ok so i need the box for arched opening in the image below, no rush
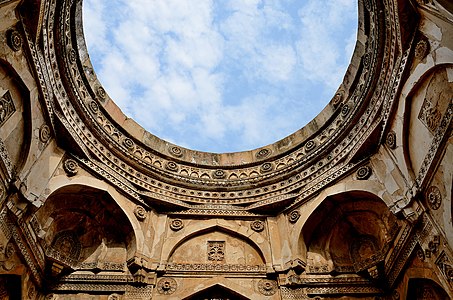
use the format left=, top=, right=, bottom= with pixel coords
left=302, top=191, right=401, bottom=280
left=34, top=185, right=136, bottom=277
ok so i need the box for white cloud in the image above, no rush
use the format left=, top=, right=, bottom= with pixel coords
left=296, top=0, right=357, bottom=88
left=83, top=0, right=358, bottom=153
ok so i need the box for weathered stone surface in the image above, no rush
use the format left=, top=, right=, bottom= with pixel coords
left=0, top=0, right=451, bottom=299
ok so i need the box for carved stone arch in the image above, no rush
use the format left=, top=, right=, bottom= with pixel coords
left=35, top=184, right=137, bottom=277
left=44, top=175, right=145, bottom=257
left=300, top=191, right=401, bottom=276
left=162, top=223, right=270, bottom=267
left=291, top=182, right=392, bottom=262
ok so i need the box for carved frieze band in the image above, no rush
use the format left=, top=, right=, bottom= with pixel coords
left=166, top=263, right=267, bottom=273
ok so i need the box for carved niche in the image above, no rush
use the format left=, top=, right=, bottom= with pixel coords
left=303, top=192, right=400, bottom=276
left=418, top=69, right=453, bottom=133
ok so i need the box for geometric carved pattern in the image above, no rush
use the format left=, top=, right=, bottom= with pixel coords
left=419, top=98, right=442, bottom=132
left=435, top=251, right=453, bottom=286
left=386, top=131, right=396, bottom=149
left=281, top=287, right=309, bottom=299
left=166, top=263, right=266, bottom=273
left=207, top=241, right=225, bottom=262
left=168, top=146, right=183, bottom=157
left=255, top=148, right=271, bottom=159
left=96, top=86, right=106, bottom=101
left=63, top=158, right=79, bottom=176
left=212, top=169, right=226, bottom=179
left=414, top=37, right=429, bottom=60
left=0, top=91, right=15, bottom=126
left=39, top=124, right=51, bottom=143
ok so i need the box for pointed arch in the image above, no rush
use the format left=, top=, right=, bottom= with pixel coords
left=161, top=221, right=272, bottom=267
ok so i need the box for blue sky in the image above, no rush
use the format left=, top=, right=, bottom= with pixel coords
left=83, top=0, right=357, bottom=153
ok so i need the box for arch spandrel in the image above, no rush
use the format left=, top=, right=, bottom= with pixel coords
left=161, top=222, right=272, bottom=270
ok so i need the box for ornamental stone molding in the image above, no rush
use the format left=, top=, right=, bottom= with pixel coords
left=169, top=219, right=184, bottom=231
left=156, top=278, right=177, bottom=295
left=356, top=165, right=372, bottom=180
left=386, top=131, right=396, bottom=149
left=63, top=158, right=79, bottom=176
left=39, top=124, right=51, bottom=143
left=6, top=29, right=22, bottom=52
left=134, top=205, right=147, bottom=221
left=250, top=220, right=265, bottom=232
left=425, top=186, right=442, bottom=210
left=22, top=0, right=400, bottom=214
left=288, top=210, right=301, bottom=223
left=0, top=0, right=451, bottom=299
left=257, top=279, right=278, bottom=296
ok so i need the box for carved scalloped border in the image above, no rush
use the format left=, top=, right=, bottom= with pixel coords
left=27, top=0, right=409, bottom=213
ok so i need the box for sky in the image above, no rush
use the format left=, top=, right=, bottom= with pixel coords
left=83, top=0, right=358, bottom=153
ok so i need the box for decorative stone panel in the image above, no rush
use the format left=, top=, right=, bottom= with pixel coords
left=207, top=241, right=225, bottom=262
left=0, top=91, right=15, bottom=126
